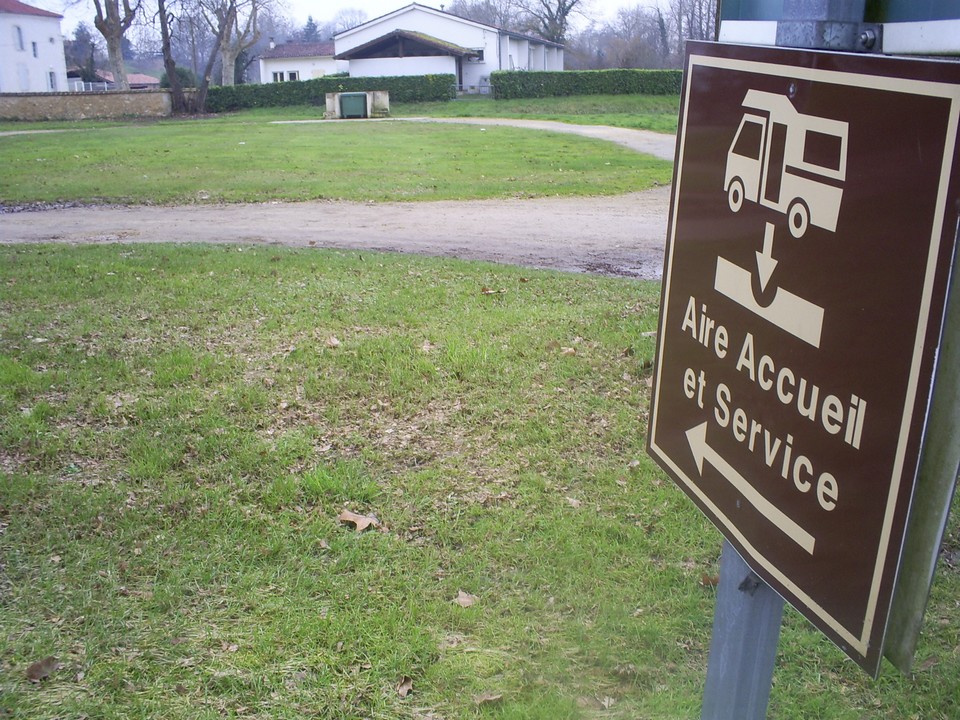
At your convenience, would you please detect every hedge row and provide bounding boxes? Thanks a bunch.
[490,69,682,99]
[205,74,457,112]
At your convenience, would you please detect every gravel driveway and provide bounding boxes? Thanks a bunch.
[0,119,674,279]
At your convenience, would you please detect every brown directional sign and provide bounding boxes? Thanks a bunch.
[647,42,960,675]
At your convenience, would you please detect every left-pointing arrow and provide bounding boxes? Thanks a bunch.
[685,421,816,555]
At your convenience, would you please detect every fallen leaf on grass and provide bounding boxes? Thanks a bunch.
[700,574,720,588]
[917,655,939,672]
[337,510,379,532]
[481,287,506,295]
[397,676,413,698]
[560,347,577,356]
[454,590,478,608]
[26,656,59,683]
[325,336,341,348]
[474,691,503,706]
[565,497,582,509]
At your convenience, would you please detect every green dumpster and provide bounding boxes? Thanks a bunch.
[340,92,368,119]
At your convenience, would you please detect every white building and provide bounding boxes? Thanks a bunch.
[0,0,67,93]
[259,40,349,83]
[334,3,563,92]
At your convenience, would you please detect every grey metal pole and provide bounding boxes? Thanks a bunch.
[776,0,870,51]
[701,541,785,719]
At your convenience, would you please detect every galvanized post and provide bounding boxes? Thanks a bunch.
[885,225,960,672]
[701,541,784,719]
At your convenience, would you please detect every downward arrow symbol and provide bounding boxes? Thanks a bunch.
[755,222,779,292]
[685,421,816,555]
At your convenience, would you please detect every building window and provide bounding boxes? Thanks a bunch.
[272,71,284,82]
[14,25,24,51]
[32,41,38,58]
[49,71,57,91]
[287,71,299,81]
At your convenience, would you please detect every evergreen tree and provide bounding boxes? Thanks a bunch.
[301,15,320,42]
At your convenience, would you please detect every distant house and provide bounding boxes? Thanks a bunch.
[67,69,160,91]
[334,3,564,93]
[0,0,67,93]
[259,40,348,83]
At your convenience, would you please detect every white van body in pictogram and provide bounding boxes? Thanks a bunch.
[724,90,849,238]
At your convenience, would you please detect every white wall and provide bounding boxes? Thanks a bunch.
[259,56,347,83]
[0,12,67,93]
[349,56,455,78]
[337,5,496,86]
[335,4,562,86]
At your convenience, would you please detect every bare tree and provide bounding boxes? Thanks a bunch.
[154,0,189,111]
[321,7,368,37]
[563,21,612,69]
[199,0,263,86]
[607,4,671,68]
[93,0,141,89]
[446,0,523,30]
[517,0,582,44]
[666,0,717,54]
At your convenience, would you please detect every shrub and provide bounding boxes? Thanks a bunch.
[205,74,457,112]
[490,69,682,100]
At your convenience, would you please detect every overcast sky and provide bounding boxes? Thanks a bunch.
[31,0,656,38]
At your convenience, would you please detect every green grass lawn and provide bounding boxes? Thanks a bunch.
[184,94,681,133]
[0,117,671,206]
[391,94,681,134]
[1,244,958,719]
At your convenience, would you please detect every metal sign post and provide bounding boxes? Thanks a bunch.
[648,1,960,714]
[701,541,784,720]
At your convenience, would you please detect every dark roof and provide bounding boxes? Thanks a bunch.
[336,3,563,49]
[260,41,335,60]
[335,29,480,60]
[0,0,62,18]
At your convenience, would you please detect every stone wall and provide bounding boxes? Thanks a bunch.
[0,90,191,121]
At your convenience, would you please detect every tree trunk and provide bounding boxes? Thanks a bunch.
[195,3,234,112]
[92,0,139,91]
[104,33,129,89]
[220,46,239,86]
[157,0,187,113]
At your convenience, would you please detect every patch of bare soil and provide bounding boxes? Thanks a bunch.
[0,187,669,279]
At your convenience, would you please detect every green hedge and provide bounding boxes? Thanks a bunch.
[206,74,457,112]
[490,69,682,100]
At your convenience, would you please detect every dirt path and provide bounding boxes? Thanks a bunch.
[1,120,674,279]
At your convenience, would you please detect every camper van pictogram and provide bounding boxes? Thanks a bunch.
[724,90,849,238]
